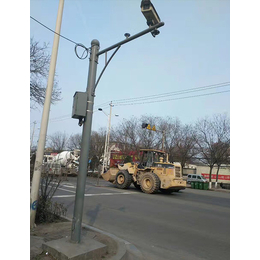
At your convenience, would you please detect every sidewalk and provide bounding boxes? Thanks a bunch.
[30,218,144,260]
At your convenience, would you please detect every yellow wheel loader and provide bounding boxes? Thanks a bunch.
[102,149,186,194]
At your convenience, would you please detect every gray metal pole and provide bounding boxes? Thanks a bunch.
[71,39,100,243]
[97,22,164,56]
[30,0,64,228]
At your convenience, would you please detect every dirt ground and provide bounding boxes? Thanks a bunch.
[30,220,118,260]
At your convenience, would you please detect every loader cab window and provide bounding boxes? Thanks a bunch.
[146,152,153,167]
[139,151,166,168]
[139,151,156,168]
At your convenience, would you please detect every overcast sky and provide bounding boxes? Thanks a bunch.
[30,0,230,145]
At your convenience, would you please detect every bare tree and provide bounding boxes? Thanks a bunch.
[48,132,68,152]
[139,115,161,150]
[214,141,230,187]
[112,117,141,153]
[89,128,106,160]
[67,133,82,150]
[155,117,181,161]
[173,124,197,170]
[195,114,230,188]
[30,37,61,108]
[212,114,230,187]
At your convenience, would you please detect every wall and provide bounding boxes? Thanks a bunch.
[196,165,230,184]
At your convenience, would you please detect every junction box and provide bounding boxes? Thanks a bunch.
[72,91,87,119]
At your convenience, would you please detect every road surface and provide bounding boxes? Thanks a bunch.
[51,177,230,260]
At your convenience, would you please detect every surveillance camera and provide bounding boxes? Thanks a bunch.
[151,29,160,37]
[141,0,161,27]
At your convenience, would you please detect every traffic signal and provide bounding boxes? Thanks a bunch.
[142,123,156,131]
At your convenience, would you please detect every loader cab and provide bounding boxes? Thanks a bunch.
[138,149,166,168]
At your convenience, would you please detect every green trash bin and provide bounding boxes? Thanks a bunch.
[199,182,203,190]
[191,182,195,189]
[203,182,209,190]
[194,182,199,189]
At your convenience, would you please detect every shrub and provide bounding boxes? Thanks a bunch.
[35,171,67,224]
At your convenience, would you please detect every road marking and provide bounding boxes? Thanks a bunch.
[62,184,76,188]
[53,195,75,198]
[57,187,76,193]
[84,192,135,196]
[53,191,136,198]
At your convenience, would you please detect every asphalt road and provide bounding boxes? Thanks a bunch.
[51,177,230,260]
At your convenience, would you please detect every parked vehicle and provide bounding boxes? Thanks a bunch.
[187,174,208,184]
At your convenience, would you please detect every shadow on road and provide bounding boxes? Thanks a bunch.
[86,203,101,226]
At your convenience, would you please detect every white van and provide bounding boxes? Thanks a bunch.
[187,174,208,184]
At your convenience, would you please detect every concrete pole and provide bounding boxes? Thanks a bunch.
[30,0,64,228]
[101,114,109,175]
[162,130,165,151]
[30,121,37,153]
[97,113,109,186]
[71,39,100,243]
[106,102,113,166]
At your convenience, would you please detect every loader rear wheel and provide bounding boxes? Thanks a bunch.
[115,170,132,189]
[140,172,160,194]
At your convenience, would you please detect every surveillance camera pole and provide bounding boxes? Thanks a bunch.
[71,39,100,243]
[71,21,164,244]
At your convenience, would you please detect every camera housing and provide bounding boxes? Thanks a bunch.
[141,0,161,27]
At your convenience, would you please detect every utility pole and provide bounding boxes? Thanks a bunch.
[98,102,116,186]
[30,121,37,153]
[71,39,100,243]
[106,102,113,169]
[30,0,64,228]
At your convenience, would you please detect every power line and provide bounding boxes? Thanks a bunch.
[30,15,89,59]
[30,16,78,45]
[47,89,229,122]
[93,81,230,107]
[114,90,230,107]
[113,82,230,104]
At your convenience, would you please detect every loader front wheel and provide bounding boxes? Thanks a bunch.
[140,172,160,194]
[115,170,132,189]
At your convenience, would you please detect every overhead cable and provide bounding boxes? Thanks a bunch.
[30,15,89,59]
[114,90,230,106]
[112,82,230,104]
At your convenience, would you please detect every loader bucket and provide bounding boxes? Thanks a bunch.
[101,168,119,182]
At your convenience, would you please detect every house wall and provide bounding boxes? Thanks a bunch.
[196,165,230,184]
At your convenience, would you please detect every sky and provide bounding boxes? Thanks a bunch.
[30,0,230,146]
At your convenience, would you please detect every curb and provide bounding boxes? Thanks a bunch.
[63,216,144,260]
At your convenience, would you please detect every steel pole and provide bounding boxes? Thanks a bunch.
[71,39,100,243]
[30,0,64,228]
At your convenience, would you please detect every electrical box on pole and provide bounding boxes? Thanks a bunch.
[72,91,88,119]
